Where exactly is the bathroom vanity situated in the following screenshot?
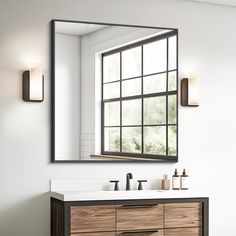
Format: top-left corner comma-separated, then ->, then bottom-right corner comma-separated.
50,191 -> 208,236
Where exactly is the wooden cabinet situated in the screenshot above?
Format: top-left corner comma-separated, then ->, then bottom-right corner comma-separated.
116,204 -> 164,231
71,233 -> 115,236
71,205 -> 115,233
165,227 -> 202,236
51,198 -> 208,236
116,229 -> 164,236
165,203 -> 202,228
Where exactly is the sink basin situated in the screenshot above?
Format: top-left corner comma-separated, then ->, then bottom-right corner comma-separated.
50,190 -> 208,202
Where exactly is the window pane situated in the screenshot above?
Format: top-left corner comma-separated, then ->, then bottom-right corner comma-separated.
144,96 -> 166,125
122,127 -> 141,153
103,82 -> 120,99
168,126 -> 177,155
168,71 -> 177,91
143,39 -> 167,75
168,95 -> 177,124
144,126 -> 166,155
104,102 -> 120,126
122,47 -> 141,79
122,99 -> 141,125
168,36 -> 177,70
143,73 -> 166,94
104,127 -> 120,152
103,53 -> 120,83
122,78 -> 141,97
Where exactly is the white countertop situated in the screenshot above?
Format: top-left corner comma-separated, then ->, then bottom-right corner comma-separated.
50,190 -> 208,202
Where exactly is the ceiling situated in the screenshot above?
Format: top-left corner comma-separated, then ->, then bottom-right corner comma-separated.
55,22 -> 107,36
189,0 -> 236,7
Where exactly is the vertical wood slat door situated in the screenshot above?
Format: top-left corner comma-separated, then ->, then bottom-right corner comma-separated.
70,205 -> 115,233
165,203 -> 202,228
165,227 -> 202,236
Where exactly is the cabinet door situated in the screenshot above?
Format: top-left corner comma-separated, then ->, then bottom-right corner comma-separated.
165,203 -> 202,228
71,205 -> 115,233
71,232 -> 115,236
165,227 -> 202,236
116,203 -> 164,231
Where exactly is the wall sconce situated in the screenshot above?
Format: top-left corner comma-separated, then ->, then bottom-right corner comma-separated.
22,67 -> 44,102
181,78 -> 199,107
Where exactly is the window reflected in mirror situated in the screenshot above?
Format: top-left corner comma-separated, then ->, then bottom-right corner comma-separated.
52,20 -> 178,162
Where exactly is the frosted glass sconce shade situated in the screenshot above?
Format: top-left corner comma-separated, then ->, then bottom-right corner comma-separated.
181,78 -> 199,107
22,67 -> 44,102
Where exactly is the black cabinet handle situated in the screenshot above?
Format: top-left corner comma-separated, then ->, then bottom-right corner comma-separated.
120,229 -> 159,235
120,203 -> 158,208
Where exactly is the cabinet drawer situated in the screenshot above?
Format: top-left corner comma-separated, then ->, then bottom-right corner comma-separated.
165,227 -> 202,236
70,205 -> 115,233
117,229 -> 164,236
116,203 -> 164,231
71,232 -> 115,236
165,203 -> 202,228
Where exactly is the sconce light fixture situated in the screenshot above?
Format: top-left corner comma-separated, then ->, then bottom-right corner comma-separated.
22,67 -> 44,102
181,78 -> 199,107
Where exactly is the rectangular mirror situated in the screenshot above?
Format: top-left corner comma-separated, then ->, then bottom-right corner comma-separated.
51,19 -> 178,162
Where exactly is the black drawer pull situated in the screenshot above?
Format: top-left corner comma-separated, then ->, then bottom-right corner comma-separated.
120,229 -> 159,235
120,203 -> 158,208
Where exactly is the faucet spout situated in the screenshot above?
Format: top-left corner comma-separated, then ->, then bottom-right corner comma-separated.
126,173 -> 133,190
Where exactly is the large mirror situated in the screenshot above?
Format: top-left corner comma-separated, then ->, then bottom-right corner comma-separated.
51,20 -> 178,162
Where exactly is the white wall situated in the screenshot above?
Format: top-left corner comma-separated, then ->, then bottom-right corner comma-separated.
55,33 -> 80,160
0,0 -> 236,235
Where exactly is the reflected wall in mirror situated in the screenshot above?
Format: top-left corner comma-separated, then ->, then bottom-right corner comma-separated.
51,20 -> 178,162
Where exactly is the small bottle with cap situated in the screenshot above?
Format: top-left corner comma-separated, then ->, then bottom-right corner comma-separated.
162,174 -> 170,190
172,169 -> 180,190
181,169 -> 189,190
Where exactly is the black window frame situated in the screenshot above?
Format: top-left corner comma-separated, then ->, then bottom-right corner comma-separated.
101,30 -> 178,162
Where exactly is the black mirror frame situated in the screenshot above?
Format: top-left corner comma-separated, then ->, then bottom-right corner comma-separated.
50,19 -> 179,163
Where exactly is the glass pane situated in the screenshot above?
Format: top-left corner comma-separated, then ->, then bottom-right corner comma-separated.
168,36 -> 177,70
104,102 -> 120,126
122,99 -> 141,125
103,82 -> 120,99
168,71 -> 177,91
104,127 -> 120,152
143,73 -> 166,94
168,95 -> 177,124
168,126 -> 177,155
144,126 -> 166,155
143,39 -> 167,75
144,96 -> 166,125
122,47 -> 141,79
122,127 -> 141,153
122,78 -> 141,97
103,53 -> 120,83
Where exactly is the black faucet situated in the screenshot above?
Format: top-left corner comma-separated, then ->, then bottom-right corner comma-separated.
126,173 -> 133,190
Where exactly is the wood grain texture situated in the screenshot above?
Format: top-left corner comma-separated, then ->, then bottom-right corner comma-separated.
71,232 -> 115,236
116,229 -> 164,236
116,204 -> 164,231
165,227 -> 202,236
71,205 -> 115,233
165,203 -> 202,228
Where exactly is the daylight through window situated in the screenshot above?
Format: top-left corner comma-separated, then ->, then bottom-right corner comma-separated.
102,31 -> 178,160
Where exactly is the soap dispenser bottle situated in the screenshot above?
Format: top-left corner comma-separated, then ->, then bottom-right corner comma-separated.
162,174 -> 170,190
172,169 -> 180,190
181,169 -> 189,190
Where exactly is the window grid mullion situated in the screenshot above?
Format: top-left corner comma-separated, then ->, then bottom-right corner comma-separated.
141,45 -> 144,155
166,37 -> 169,156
